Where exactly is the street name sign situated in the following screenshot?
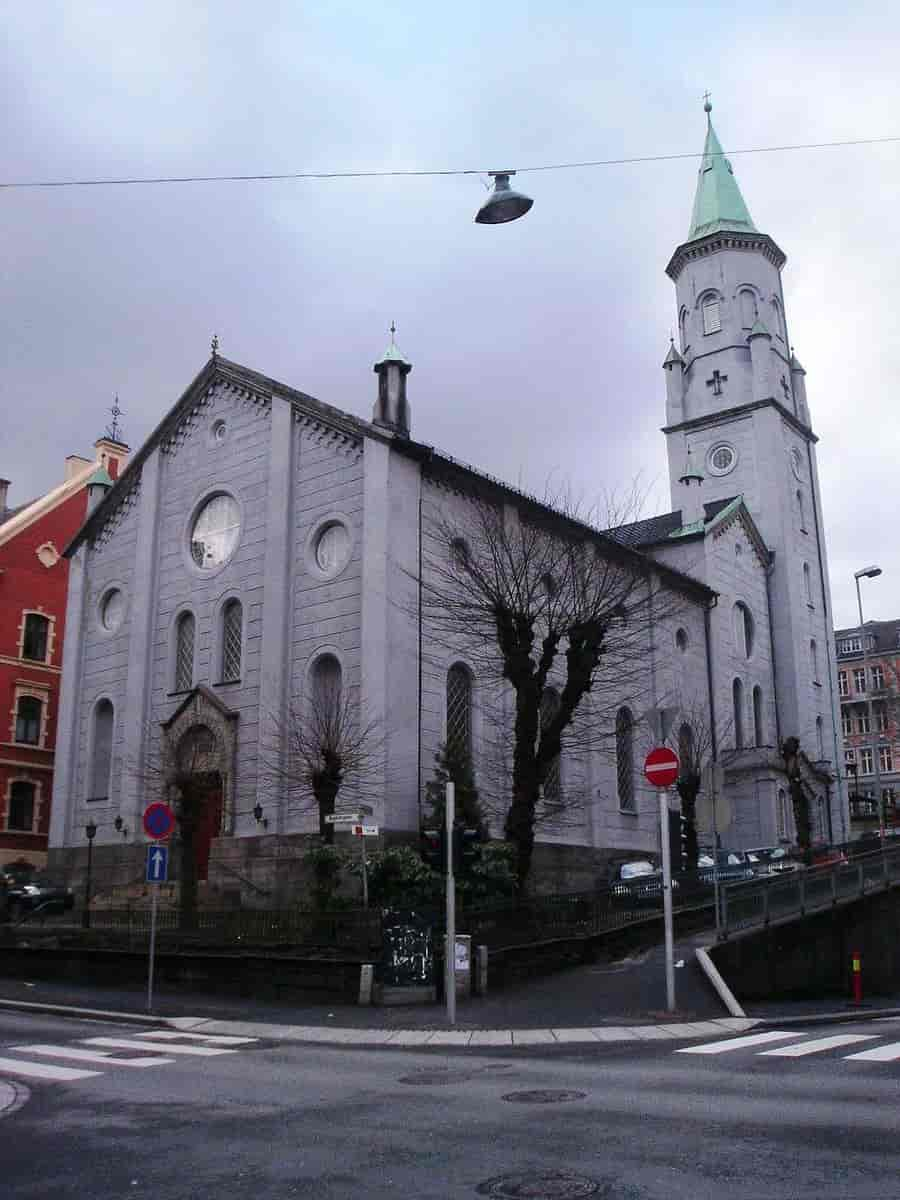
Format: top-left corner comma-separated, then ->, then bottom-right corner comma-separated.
352,824 -> 379,837
145,844 -> 169,884
324,812 -> 363,825
644,746 -> 679,789
143,801 -> 176,841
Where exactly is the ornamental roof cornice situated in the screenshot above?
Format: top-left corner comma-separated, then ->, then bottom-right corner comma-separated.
662,396 -> 816,443
666,229 -> 787,281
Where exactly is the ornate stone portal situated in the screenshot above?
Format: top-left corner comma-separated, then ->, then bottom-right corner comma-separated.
160,686 -> 239,836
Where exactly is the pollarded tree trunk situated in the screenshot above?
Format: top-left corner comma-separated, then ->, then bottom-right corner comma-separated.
676,773 -> 701,871
176,787 -> 199,932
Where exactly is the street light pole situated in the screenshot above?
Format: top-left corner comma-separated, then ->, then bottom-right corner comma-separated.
854,566 -> 883,840
82,820 -> 97,929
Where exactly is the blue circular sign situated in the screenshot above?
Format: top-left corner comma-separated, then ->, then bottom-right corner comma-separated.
143,801 -> 176,840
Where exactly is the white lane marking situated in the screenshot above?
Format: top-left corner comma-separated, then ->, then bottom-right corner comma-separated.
758,1034 -> 879,1057
844,1041 -> 900,1063
0,1055 -> 100,1082
15,1045 -> 175,1068
133,1030 -> 258,1046
676,1031 -> 799,1055
82,1037 -> 234,1057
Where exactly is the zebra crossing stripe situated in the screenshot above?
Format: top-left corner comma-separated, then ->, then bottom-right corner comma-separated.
133,1030 -> 258,1046
14,1044 -> 176,1068
843,1041 -> 900,1063
0,1055 -> 100,1082
676,1031 -> 799,1055
82,1037 -> 235,1057
758,1034 -> 879,1057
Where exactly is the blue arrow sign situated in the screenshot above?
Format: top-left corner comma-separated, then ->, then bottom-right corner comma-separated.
146,844 -> 168,884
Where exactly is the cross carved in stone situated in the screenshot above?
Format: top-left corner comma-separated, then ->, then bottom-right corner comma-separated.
706,369 -> 728,396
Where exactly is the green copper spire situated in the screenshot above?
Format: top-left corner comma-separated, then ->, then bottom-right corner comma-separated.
687,99 -> 757,241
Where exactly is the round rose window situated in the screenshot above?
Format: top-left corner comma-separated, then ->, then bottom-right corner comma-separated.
314,522 -> 350,574
191,495 -> 241,569
101,588 -> 124,631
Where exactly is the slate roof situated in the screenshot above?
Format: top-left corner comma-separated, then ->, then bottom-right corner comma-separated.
834,617 -> 900,655
608,498 -> 736,549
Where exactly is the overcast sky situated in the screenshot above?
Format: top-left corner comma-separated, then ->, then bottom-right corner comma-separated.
3,1 -> 898,630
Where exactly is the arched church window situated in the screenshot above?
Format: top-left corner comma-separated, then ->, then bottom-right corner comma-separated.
739,288 -> 758,329
810,639 -> 820,684
678,307 -> 689,351
753,686 -> 764,747
174,612 -> 195,692
540,688 -> 562,805
796,489 -> 806,532
733,679 -> 745,749
446,663 -> 472,762
733,603 -> 754,659
90,699 -> 114,800
616,707 -> 635,811
221,599 -> 243,683
771,296 -> 784,340
702,296 -> 722,335
15,696 -> 42,745
312,654 -> 342,714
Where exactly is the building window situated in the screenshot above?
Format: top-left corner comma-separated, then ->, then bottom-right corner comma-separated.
771,296 -> 784,339
707,443 -> 737,476
816,716 -> 825,760
90,699 -> 114,801
857,712 -> 870,735
853,668 -> 866,693
810,639 -> 820,683
312,654 -> 342,721
839,636 -> 862,654
446,663 -> 473,763
616,707 -> 635,811
540,688 -> 562,807
838,671 -> 849,697
733,679 -> 745,750
7,781 -> 35,831
841,713 -> 852,737
678,307 -> 688,351
753,687 -> 764,747
877,707 -> 887,733
739,288 -> 757,329
221,599 -> 242,683
803,563 -> 813,605
861,748 -> 873,775
190,494 -> 241,569
702,297 -> 721,335
22,613 -> 50,662
174,612 -> 195,692
797,490 -> 807,532
871,665 -> 885,689
314,522 -> 350,575
733,603 -> 754,659
14,696 -> 42,745
776,788 -> 789,841
101,588 -> 124,632
880,745 -> 893,774
845,748 -> 856,766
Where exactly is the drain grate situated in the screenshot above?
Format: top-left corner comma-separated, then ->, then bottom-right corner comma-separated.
476,1169 -> 605,1197
501,1089 -> 587,1104
398,1068 -> 476,1086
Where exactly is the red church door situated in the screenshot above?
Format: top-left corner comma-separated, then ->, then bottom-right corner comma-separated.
193,776 -> 222,883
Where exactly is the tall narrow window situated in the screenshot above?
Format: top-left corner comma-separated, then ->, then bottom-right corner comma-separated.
803,563 -> 812,605
221,599 -> 243,683
446,663 -> 472,762
540,688 -> 562,806
771,296 -> 784,339
838,670 -> 849,697
733,603 -> 754,658
90,699 -> 114,800
174,612 -> 195,692
733,678 -> 745,749
616,707 -> 635,811
776,788 -> 788,840
816,716 -> 825,760
15,696 -> 41,745
678,307 -> 688,351
739,288 -> 757,328
753,686 -> 764,747
810,639 -> 819,683
797,489 -> 806,531
702,296 -> 721,335
312,655 -> 342,730
22,613 -> 49,661
7,781 -> 35,831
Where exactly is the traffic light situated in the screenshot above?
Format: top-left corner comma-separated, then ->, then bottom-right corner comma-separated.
668,812 -> 687,874
420,828 -> 444,872
421,826 -> 482,874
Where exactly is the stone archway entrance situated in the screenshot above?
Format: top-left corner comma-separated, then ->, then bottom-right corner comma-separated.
175,726 -> 223,884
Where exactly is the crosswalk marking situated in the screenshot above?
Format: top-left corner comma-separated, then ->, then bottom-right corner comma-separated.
82,1037 -> 236,1057
758,1034 -> 878,1057
676,1030 -> 798,1055
133,1030 -> 258,1046
844,1041 -> 900,1063
0,1055 -> 100,1082
14,1044 -> 176,1068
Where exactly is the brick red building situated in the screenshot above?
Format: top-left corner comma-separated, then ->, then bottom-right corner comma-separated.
0,438 -> 128,871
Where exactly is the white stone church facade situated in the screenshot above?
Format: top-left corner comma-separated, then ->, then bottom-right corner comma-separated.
49,107 -> 847,897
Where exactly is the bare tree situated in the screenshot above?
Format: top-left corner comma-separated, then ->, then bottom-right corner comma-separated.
419,476 -> 693,890
260,657 -> 384,843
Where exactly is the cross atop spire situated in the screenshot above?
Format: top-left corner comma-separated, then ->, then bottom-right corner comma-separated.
687,106 -> 757,241
106,395 -> 124,443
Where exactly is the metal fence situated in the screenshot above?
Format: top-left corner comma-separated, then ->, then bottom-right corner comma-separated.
717,840 -> 900,938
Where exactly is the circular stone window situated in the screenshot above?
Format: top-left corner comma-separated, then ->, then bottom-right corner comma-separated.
190,494 -> 241,569
101,588 -> 124,631
210,418 -> 228,445
314,521 -> 350,575
707,442 -> 737,476
790,446 -> 804,480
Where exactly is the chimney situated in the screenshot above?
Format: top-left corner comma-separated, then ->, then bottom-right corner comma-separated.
372,325 -> 412,437
65,455 -> 92,482
0,479 -> 9,511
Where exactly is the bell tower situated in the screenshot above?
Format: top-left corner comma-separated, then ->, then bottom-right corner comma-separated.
662,99 -> 846,838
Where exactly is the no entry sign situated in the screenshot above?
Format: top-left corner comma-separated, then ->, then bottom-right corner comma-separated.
143,801 -> 176,841
644,746 -> 679,789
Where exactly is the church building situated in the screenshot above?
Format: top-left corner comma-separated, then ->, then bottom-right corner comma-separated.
49,105 -> 847,899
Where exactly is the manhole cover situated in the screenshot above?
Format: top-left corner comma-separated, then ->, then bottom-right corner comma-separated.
476,1169 -> 604,1197
501,1089 -> 587,1104
398,1069 -> 475,1086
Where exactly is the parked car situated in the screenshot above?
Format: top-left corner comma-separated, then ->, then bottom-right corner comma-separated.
695,851 -> 756,885
744,846 -> 800,875
808,843 -> 849,868
6,874 -> 75,919
610,859 -> 678,907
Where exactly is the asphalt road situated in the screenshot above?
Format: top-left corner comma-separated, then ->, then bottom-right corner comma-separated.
1,1010 -> 899,1200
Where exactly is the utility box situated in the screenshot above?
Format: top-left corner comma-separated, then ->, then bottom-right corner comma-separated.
451,933 -> 472,998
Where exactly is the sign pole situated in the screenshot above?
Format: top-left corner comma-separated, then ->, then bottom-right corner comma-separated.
660,788 -> 676,1013
360,832 -> 369,909
445,780 -> 456,1025
147,884 -> 158,1013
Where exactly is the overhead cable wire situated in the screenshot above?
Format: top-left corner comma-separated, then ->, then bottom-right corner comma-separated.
1,134 -> 899,191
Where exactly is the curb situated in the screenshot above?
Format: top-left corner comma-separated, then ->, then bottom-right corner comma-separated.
0,998 -> 187,1028
755,1005 -> 900,1029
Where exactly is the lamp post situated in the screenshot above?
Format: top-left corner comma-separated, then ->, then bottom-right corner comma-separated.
854,565 -> 883,840
82,820 -> 97,929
